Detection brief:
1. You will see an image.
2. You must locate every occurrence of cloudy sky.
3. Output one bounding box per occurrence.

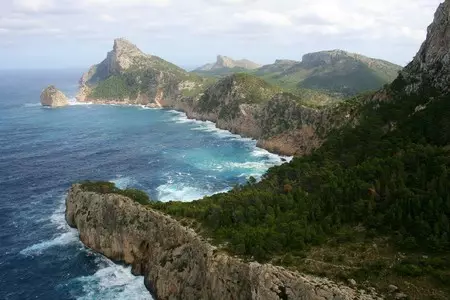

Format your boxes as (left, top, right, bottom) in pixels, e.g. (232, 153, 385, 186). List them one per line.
(0, 0, 443, 69)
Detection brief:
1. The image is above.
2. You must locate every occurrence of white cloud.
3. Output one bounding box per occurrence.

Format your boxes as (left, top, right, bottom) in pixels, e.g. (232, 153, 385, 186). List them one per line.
(234, 10, 292, 27)
(83, 0, 170, 8)
(99, 14, 116, 22)
(0, 0, 443, 68)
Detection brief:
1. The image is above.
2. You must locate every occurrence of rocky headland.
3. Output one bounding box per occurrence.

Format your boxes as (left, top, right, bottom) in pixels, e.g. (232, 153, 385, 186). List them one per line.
(66, 184, 382, 300)
(75, 39, 365, 156)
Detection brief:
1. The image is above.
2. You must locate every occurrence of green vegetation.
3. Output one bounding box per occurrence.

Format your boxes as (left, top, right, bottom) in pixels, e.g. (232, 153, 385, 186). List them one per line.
(193, 67, 251, 77)
(299, 65, 386, 96)
(197, 73, 281, 118)
(89, 74, 139, 100)
(151, 75, 450, 297)
(79, 181, 150, 205)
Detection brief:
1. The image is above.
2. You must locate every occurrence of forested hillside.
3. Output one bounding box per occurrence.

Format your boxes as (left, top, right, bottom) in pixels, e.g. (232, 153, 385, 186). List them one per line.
(151, 1, 450, 297)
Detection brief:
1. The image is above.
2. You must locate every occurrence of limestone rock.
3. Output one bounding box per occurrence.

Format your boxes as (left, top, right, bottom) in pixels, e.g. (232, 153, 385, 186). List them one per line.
(196, 55, 261, 71)
(40, 85, 69, 107)
(76, 39, 363, 156)
(66, 184, 383, 300)
(388, 285, 398, 293)
(403, 0, 450, 93)
(395, 292, 408, 300)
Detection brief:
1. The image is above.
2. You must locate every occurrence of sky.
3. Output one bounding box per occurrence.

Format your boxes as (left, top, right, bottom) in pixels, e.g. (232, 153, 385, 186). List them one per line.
(0, 0, 443, 69)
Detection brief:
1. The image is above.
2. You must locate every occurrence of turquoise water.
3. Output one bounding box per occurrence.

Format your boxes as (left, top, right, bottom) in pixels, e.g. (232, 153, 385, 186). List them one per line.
(0, 70, 287, 299)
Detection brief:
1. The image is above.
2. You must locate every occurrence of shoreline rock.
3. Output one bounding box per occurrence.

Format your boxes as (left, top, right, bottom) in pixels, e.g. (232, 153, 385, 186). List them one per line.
(66, 184, 383, 300)
(40, 85, 69, 107)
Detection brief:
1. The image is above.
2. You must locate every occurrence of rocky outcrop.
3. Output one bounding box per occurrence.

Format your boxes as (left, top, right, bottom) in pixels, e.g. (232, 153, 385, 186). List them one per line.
(76, 38, 188, 104)
(40, 85, 69, 107)
(402, 0, 450, 94)
(196, 55, 261, 71)
(300, 50, 399, 72)
(75, 39, 358, 156)
(66, 184, 383, 300)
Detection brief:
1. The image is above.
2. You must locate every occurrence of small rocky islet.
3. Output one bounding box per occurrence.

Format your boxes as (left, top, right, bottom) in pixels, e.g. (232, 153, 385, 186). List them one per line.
(40, 85, 69, 107)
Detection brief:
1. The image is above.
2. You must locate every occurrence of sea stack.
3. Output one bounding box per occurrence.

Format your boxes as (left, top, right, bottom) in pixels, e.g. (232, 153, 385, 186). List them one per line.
(40, 85, 69, 107)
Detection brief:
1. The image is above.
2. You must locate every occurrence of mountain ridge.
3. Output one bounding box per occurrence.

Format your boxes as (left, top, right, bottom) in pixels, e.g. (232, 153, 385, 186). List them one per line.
(69, 1, 450, 298)
(76, 40, 358, 156)
(195, 55, 261, 72)
(150, 1, 450, 298)
(256, 49, 402, 97)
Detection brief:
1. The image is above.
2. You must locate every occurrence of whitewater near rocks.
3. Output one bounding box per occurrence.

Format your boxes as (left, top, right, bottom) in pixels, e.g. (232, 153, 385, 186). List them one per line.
(0, 69, 288, 299)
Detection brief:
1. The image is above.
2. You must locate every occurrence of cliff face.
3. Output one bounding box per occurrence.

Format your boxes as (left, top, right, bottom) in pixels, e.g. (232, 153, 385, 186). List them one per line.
(76, 39, 357, 156)
(402, 0, 450, 94)
(195, 55, 261, 72)
(77, 38, 190, 105)
(40, 85, 69, 107)
(66, 184, 381, 300)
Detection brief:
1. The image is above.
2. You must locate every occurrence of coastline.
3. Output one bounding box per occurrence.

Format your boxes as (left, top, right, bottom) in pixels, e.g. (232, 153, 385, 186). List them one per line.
(66, 184, 382, 300)
(74, 98, 296, 157)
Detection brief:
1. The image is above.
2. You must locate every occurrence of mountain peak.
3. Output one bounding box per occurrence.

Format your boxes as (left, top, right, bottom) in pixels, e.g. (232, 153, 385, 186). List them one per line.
(112, 38, 145, 56)
(301, 49, 400, 71)
(195, 55, 261, 72)
(403, 0, 450, 93)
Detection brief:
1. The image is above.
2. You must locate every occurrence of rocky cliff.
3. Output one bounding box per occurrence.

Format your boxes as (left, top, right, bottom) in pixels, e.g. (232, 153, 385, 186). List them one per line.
(195, 55, 261, 72)
(40, 85, 69, 107)
(402, 0, 450, 94)
(77, 39, 352, 156)
(66, 184, 382, 300)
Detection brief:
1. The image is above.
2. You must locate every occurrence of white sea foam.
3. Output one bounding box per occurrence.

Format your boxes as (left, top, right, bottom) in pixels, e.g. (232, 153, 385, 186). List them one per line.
(20, 195, 78, 256)
(156, 183, 229, 202)
(69, 100, 93, 106)
(75, 257, 152, 300)
(111, 176, 135, 189)
(21, 191, 150, 299)
(138, 105, 158, 110)
(168, 111, 255, 141)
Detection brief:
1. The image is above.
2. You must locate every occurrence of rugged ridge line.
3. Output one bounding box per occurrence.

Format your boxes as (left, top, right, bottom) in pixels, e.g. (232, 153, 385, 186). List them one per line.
(65, 184, 382, 300)
(76, 40, 352, 156)
(402, 0, 450, 94)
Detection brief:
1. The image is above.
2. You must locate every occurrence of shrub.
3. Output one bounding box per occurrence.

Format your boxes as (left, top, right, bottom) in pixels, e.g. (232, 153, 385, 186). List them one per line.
(79, 181, 150, 205)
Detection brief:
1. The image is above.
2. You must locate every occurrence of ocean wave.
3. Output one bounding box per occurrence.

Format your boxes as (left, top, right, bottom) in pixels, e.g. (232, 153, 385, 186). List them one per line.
(111, 176, 135, 189)
(74, 257, 151, 300)
(21, 191, 151, 298)
(167, 110, 255, 142)
(156, 183, 230, 202)
(138, 105, 159, 110)
(20, 195, 78, 256)
(19, 230, 78, 256)
(69, 101, 93, 106)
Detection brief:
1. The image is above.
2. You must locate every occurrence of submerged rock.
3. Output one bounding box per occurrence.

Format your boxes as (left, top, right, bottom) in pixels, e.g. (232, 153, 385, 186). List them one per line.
(40, 85, 69, 107)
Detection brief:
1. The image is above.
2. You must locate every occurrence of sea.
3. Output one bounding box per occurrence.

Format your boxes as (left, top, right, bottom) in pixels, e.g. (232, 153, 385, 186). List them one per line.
(0, 69, 287, 299)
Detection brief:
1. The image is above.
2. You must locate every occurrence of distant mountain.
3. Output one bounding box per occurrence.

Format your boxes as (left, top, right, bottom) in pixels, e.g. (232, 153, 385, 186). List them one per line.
(193, 55, 261, 76)
(255, 50, 402, 97)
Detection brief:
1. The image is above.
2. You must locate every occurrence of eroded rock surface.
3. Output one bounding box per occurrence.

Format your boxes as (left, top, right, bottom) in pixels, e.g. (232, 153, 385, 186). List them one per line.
(66, 184, 383, 300)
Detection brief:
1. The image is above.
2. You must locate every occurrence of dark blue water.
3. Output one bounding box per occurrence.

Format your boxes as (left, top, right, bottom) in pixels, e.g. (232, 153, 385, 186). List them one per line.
(0, 70, 286, 299)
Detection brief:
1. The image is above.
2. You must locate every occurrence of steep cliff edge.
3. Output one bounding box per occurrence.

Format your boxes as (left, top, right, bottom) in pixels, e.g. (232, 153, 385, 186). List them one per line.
(66, 184, 381, 300)
(402, 0, 450, 94)
(76, 39, 365, 156)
